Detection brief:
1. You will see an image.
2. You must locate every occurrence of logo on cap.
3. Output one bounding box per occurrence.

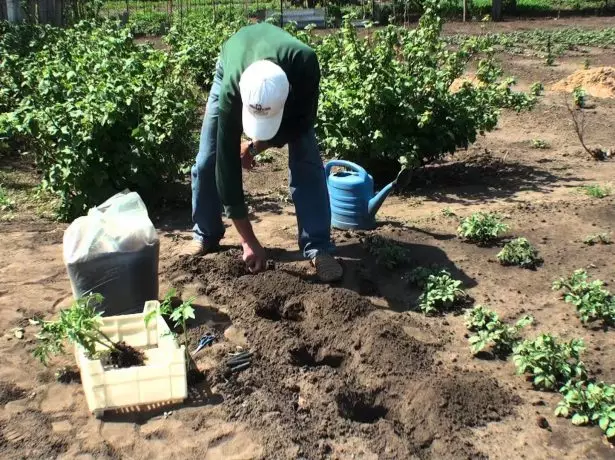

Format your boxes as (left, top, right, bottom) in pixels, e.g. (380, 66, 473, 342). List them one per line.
(249, 103, 270, 116)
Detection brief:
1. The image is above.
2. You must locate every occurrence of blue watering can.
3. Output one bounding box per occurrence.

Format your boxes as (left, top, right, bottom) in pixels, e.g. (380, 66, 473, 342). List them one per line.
(325, 160, 411, 230)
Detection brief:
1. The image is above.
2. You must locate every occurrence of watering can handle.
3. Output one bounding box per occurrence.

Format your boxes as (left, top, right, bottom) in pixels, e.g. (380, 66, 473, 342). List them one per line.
(324, 160, 368, 181)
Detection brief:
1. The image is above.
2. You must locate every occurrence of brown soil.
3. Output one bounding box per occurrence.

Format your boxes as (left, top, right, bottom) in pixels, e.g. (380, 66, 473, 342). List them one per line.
(101, 341, 146, 369)
(2, 17, 615, 460)
(0, 382, 26, 405)
(552, 67, 615, 98)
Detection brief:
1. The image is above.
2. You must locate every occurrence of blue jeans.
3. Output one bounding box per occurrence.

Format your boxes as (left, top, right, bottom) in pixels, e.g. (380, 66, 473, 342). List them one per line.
(191, 60, 334, 260)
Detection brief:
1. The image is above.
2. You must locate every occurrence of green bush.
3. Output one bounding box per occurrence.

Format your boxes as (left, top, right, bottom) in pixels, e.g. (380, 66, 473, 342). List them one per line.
(465, 305, 533, 356)
(497, 237, 542, 269)
(0, 21, 200, 219)
(408, 267, 468, 315)
(165, 13, 247, 89)
(128, 10, 171, 36)
(291, 1, 536, 181)
(553, 270, 615, 326)
(513, 334, 587, 391)
(556, 381, 615, 440)
(457, 212, 508, 245)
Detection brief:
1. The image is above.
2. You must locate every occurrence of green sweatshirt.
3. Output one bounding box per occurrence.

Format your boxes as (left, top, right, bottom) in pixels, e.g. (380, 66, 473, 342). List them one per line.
(216, 22, 320, 219)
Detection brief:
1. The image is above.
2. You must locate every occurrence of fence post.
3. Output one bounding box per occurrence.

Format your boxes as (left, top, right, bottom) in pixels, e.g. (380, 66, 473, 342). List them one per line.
(6, 0, 24, 22)
(279, 0, 282, 27)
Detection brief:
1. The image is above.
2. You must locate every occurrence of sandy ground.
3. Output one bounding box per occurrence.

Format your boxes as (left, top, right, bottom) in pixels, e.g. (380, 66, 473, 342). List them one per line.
(1, 22, 615, 460)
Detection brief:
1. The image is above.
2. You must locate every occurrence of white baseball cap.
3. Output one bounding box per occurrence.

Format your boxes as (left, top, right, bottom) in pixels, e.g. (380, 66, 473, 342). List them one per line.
(239, 60, 290, 141)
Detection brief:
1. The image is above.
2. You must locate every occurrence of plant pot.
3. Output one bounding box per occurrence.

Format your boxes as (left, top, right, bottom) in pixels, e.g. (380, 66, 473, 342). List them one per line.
(74, 301, 187, 418)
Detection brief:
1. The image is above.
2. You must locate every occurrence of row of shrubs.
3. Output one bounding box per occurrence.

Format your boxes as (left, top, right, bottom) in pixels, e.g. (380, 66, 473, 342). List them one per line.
(0, 1, 535, 220)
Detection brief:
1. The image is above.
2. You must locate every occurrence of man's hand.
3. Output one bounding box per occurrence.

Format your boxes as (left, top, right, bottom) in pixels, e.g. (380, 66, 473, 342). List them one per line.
(240, 141, 255, 170)
(242, 239, 267, 273)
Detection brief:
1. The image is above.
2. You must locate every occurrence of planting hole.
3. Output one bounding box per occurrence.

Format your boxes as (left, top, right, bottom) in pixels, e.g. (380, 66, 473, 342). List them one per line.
(289, 345, 345, 368)
(336, 389, 388, 423)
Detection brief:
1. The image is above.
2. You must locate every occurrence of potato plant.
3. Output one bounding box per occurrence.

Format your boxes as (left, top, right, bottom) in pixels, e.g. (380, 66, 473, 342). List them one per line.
(553, 270, 615, 326)
(583, 233, 612, 246)
(497, 237, 543, 269)
(457, 212, 508, 245)
(409, 267, 467, 315)
(513, 334, 587, 391)
(465, 305, 533, 356)
(581, 184, 610, 199)
(362, 235, 410, 270)
(556, 381, 615, 439)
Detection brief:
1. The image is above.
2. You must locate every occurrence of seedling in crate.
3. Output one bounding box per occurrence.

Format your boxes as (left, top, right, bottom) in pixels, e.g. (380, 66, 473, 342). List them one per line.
(145, 288, 195, 349)
(553, 269, 615, 326)
(497, 237, 543, 269)
(409, 267, 468, 315)
(457, 212, 508, 245)
(465, 305, 533, 356)
(34, 294, 145, 368)
(512, 334, 586, 391)
(556, 380, 615, 440)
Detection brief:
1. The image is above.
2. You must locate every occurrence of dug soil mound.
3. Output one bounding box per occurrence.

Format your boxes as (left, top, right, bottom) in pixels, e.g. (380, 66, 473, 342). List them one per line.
(551, 67, 615, 98)
(167, 251, 521, 459)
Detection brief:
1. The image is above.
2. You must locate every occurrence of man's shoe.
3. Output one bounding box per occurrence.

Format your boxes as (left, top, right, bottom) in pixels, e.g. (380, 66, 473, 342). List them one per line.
(182, 239, 219, 257)
(311, 253, 343, 282)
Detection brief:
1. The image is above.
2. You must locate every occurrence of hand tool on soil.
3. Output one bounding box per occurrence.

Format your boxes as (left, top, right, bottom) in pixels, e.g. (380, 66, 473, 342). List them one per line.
(226, 350, 253, 374)
(193, 333, 217, 354)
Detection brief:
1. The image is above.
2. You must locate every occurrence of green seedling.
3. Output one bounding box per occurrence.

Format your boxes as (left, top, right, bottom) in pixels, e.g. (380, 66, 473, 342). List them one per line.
(441, 207, 457, 218)
(529, 82, 544, 96)
(581, 184, 610, 199)
(583, 233, 612, 246)
(583, 58, 591, 70)
(362, 235, 410, 270)
(573, 86, 586, 108)
(545, 36, 555, 66)
(254, 151, 274, 164)
(34, 294, 144, 367)
(465, 305, 533, 356)
(497, 237, 543, 269)
(553, 269, 615, 326)
(457, 212, 509, 245)
(513, 334, 587, 391)
(145, 288, 195, 347)
(531, 139, 550, 149)
(556, 380, 615, 439)
(0, 186, 15, 212)
(409, 267, 467, 315)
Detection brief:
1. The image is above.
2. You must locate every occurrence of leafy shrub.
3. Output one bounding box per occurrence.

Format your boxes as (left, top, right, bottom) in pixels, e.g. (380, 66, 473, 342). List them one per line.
(583, 233, 612, 246)
(409, 267, 467, 315)
(573, 86, 586, 108)
(165, 14, 247, 89)
(553, 270, 615, 326)
(497, 237, 542, 269)
(290, 1, 536, 181)
(529, 82, 544, 96)
(128, 10, 171, 36)
(0, 21, 200, 219)
(556, 380, 615, 439)
(531, 138, 549, 149)
(513, 334, 587, 391)
(581, 184, 610, 199)
(362, 235, 410, 269)
(465, 305, 533, 356)
(457, 212, 508, 245)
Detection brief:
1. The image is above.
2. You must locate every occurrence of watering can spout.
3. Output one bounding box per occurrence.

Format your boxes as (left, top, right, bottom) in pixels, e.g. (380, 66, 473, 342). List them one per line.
(367, 167, 412, 218)
(367, 183, 394, 218)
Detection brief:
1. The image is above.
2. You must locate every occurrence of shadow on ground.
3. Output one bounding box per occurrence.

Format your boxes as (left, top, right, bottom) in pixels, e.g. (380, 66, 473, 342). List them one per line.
(399, 153, 582, 205)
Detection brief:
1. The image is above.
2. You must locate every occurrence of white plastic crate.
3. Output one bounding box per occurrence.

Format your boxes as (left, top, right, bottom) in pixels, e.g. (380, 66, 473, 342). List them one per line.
(74, 301, 187, 416)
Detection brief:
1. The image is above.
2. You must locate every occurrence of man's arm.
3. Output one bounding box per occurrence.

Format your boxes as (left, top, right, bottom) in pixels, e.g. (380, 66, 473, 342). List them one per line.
(216, 91, 267, 272)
